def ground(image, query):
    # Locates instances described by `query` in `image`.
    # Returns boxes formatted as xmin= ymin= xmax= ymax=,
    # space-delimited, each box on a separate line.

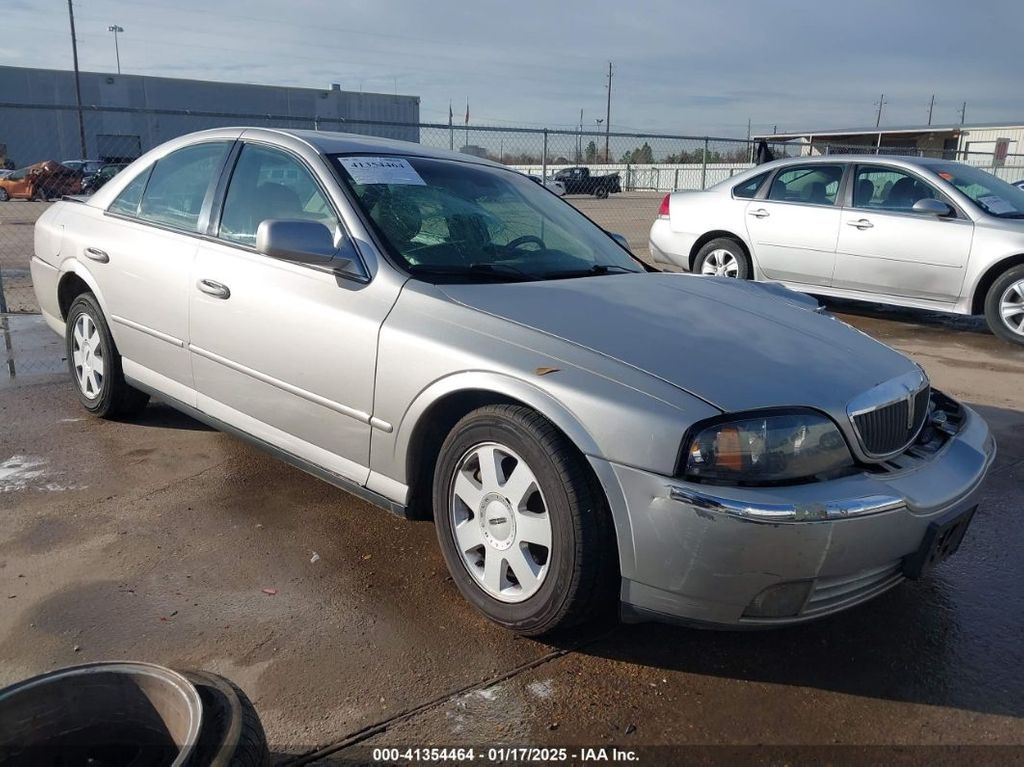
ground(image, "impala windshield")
xmin=931 ymin=163 xmax=1024 ymax=218
xmin=333 ymin=154 xmax=642 ymax=281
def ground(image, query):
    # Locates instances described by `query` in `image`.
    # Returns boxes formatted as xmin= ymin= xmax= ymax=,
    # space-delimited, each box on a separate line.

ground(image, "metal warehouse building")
xmin=753 ymin=122 xmax=1024 ymax=164
xmin=0 ymin=65 xmax=420 ymax=167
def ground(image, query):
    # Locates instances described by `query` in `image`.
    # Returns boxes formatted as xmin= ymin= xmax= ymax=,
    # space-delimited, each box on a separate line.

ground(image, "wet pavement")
xmin=1 ymin=307 xmax=1023 ymax=763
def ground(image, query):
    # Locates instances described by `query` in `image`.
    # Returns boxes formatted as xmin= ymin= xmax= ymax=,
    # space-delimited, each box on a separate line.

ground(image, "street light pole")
xmin=108 ymin=25 xmax=124 ymax=74
xmin=67 ymin=0 xmax=87 ymax=159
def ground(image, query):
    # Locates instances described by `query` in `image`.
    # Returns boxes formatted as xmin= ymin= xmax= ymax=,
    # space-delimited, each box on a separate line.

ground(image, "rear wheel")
xmin=985 ymin=264 xmax=1024 ymax=346
xmin=65 ymin=293 xmax=150 ymax=418
xmin=0 ymin=188 xmax=8 ymax=202
xmin=594 ymin=185 xmax=609 ymax=199
xmin=433 ymin=404 xmax=616 ymax=636
xmin=695 ymin=237 xmax=751 ymax=279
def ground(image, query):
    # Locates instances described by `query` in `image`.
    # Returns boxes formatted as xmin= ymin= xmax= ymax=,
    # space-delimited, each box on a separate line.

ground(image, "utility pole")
xmin=577 ymin=108 xmax=583 ymax=162
xmin=67 ymin=0 xmax=87 ymax=159
xmin=108 ymin=24 xmax=124 ymax=74
xmin=604 ymin=62 xmax=613 ymax=163
xmin=927 ymin=94 xmax=935 ymax=126
xmin=958 ymin=101 xmax=967 ymax=125
xmin=874 ymin=93 xmax=886 ymax=128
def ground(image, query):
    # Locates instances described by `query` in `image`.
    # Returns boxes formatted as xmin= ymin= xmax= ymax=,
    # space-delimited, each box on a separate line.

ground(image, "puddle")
xmin=1 ymin=314 xmax=66 ymax=383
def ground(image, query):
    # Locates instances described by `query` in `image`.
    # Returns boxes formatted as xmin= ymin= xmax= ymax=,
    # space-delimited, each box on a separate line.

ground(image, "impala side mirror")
xmin=912 ymin=198 xmax=954 ymax=217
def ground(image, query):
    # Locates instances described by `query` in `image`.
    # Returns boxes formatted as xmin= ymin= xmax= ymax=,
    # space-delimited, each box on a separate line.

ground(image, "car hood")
xmin=439 ymin=273 xmax=917 ymax=413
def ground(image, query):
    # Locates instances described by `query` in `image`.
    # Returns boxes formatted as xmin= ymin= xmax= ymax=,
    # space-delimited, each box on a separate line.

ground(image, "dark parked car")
xmin=82 ymin=163 xmax=129 ymax=194
xmin=553 ymin=166 xmax=622 ymax=198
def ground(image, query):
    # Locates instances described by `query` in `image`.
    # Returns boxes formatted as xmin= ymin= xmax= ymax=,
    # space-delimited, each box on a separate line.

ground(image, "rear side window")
xmin=733 ymin=172 xmax=768 ymax=199
xmin=768 ymin=164 xmax=844 ymax=206
xmin=108 ymin=167 xmax=151 ymax=217
xmin=137 ymin=142 xmax=230 ymax=232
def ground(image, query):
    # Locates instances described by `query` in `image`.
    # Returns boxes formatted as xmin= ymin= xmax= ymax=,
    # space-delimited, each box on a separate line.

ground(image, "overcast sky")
xmin=4 ymin=0 xmax=1023 ymax=137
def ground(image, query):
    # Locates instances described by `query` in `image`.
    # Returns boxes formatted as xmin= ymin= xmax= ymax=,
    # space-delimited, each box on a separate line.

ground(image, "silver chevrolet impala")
xmin=32 ymin=129 xmax=995 ymax=634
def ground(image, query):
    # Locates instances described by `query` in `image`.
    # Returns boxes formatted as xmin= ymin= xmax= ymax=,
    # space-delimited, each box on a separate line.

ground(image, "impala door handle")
xmin=83 ymin=247 xmax=109 ymax=263
xmin=748 ymin=208 xmax=770 ymax=219
xmin=848 ymin=218 xmax=874 ymax=230
xmin=197 ymin=279 xmax=231 ymax=299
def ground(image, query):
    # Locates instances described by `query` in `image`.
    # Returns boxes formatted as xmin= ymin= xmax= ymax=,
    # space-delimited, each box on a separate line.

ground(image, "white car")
xmin=649 ymin=155 xmax=1024 ymax=346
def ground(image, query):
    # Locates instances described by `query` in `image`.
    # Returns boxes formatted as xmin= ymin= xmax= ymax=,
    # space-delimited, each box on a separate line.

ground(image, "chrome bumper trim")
xmin=667 ymin=486 xmax=905 ymax=523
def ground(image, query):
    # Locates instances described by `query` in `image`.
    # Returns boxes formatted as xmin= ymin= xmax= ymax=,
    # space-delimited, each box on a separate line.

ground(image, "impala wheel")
xmin=985 ymin=265 xmax=1024 ymax=346
xmin=695 ymin=237 xmax=750 ymax=279
xmin=65 ymin=293 xmax=150 ymax=417
xmin=433 ymin=404 xmax=617 ymax=635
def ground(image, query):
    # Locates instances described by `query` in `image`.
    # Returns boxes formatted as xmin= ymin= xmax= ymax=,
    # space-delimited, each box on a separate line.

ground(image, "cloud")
xmin=5 ymin=0 xmax=1023 ymax=137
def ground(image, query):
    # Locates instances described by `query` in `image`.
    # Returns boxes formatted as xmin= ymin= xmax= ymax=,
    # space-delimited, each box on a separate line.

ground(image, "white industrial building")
xmin=0 ymin=65 xmax=420 ymax=167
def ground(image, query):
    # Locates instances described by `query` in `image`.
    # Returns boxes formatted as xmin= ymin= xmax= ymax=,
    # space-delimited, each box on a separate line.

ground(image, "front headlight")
xmin=683 ymin=410 xmax=854 ymax=484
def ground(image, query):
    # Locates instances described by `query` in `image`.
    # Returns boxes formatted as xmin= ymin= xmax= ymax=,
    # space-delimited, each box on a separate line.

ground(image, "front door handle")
xmin=197 ymin=279 xmax=231 ymax=300
xmin=748 ymin=208 xmax=770 ymax=219
xmin=83 ymin=247 xmax=109 ymax=263
xmin=847 ymin=219 xmax=874 ymax=230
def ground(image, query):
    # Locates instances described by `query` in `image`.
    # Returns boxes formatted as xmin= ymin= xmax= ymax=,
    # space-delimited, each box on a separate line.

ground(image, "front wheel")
xmin=66 ymin=293 xmax=150 ymax=417
xmin=695 ymin=237 xmax=751 ymax=279
xmin=985 ymin=264 xmax=1024 ymax=346
xmin=433 ymin=405 xmax=616 ymax=636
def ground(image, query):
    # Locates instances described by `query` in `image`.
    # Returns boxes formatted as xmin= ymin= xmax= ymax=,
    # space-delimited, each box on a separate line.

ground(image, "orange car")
xmin=0 ymin=161 xmax=83 ymax=201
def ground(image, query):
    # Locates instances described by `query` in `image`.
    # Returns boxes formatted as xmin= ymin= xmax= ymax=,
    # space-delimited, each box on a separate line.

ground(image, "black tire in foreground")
xmin=694 ymin=236 xmax=751 ymax=279
xmin=182 ymin=670 xmax=270 ymax=767
xmin=433 ymin=404 xmax=617 ymax=636
xmin=65 ymin=293 xmax=150 ymax=418
xmin=984 ymin=263 xmax=1024 ymax=346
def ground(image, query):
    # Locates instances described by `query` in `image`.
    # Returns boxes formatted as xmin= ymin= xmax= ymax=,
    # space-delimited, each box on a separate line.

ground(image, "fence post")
xmin=673 ymin=168 xmax=679 ymax=191
xmin=0 ymin=269 xmax=8 ymax=315
xmin=542 ymin=130 xmax=548 ymax=181
xmin=701 ymin=138 xmax=709 ymax=190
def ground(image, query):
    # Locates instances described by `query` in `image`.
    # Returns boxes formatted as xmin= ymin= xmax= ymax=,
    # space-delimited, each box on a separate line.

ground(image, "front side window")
xmin=852 ymin=166 xmax=941 ymax=211
xmin=108 ymin=167 xmax=151 ymax=217
xmin=733 ymin=172 xmax=768 ymax=199
xmin=931 ymin=162 xmax=1024 ymax=219
xmin=219 ymin=144 xmax=338 ymax=246
xmin=137 ymin=142 xmax=230 ymax=232
xmin=333 ymin=155 xmax=643 ymax=281
xmin=768 ymin=164 xmax=844 ymax=206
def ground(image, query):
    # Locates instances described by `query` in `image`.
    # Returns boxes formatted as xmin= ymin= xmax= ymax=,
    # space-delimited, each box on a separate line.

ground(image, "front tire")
xmin=985 ymin=264 xmax=1024 ymax=346
xmin=66 ymin=293 xmax=150 ymax=418
xmin=695 ymin=237 xmax=751 ymax=279
xmin=433 ymin=404 xmax=616 ymax=636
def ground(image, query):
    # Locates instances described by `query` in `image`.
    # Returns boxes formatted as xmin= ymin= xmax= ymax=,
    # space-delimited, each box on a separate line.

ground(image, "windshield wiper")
xmin=541 ymin=263 xmax=639 ymax=279
xmin=995 ymin=212 xmax=1024 ymax=219
xmin=407 ymin=263 xmax=538 ymax=282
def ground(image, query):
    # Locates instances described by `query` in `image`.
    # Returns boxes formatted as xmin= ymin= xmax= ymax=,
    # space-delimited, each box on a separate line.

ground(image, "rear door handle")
xmin=196 ymin=279 xmax=231 ymax=299
xmin=847 ymin=219 xmax=874 ymax=230
xmin=83 ymin=247 xmax=109 ymax=263
xmin=748 ymin=208 xmax=770 ymax=219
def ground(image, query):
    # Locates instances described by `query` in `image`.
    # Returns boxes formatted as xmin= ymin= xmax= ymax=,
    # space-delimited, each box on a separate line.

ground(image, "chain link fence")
xmin=4 ymin=103 xmax=1024 ymax=326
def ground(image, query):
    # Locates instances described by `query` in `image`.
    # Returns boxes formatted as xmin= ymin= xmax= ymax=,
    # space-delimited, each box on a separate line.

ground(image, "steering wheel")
xmin=506 ymin=235 xmax=545 ymax=250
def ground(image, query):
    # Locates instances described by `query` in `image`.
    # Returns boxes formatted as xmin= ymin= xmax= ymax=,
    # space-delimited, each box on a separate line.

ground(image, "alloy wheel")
xmin=449 ymin=442 xmax=552 ymax=603
xmin=1000 ymin=279 xmax=1024 ymax=336
xmin=701 ymin=248 xmax=739 ymax=277
xmin=72 ymin=313 xmax=105 ymax=399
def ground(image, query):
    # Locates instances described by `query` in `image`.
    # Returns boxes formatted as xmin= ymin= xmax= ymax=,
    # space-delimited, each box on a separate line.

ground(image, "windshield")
xmin=931 ymin=163 xmax=1024 ymax=218
xmin=332 ymin=155 xmax=642 ymax=281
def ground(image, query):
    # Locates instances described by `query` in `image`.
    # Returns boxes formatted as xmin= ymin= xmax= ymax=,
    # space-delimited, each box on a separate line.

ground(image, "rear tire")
xmin=65 ymin=293 xmax=150 ymax=418
xmin=433 ymin=404 xmax=617 ymax=636
xmin=984 ymin=264 xmax=1024 ymax=346
xmin=594 ymin=185 xmax=609 ymax=199
xmin=694 ymin=237 xmax=751 ymax=279
xmin=0 ymin=188 xmax=8 ymax=202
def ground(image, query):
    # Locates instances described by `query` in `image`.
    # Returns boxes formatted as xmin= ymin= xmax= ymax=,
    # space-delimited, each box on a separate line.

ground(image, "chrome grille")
xmin=852 ymin=385 xmax=930 ymax=458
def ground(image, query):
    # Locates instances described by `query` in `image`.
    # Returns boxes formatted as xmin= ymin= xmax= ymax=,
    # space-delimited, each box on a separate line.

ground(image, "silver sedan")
xmin=649 ymin=155 xmax=1024 ymax=346
xmin=32 ymin=129 xmax=994 ymax=633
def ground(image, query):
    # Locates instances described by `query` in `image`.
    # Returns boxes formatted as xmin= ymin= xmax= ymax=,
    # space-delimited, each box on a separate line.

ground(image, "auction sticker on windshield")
xmin=339 ymin=156 xmax=426 ymax=186
xmin=978 ymin=194 xmax=1016 ymax=215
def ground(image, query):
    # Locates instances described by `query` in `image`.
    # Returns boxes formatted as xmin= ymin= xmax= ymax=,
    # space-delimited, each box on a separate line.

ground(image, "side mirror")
xmin=256 ymin=219 xmax=345 ymax=267
xmin=607 ymin=231 xmax=631 ymax=251
xmin=912 ymin=198 xmax=953 ymax=217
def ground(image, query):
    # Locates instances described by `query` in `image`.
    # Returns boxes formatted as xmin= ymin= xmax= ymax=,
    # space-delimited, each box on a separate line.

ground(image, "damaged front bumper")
xmin=596 ymin=403 xmax=996 ymax=627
